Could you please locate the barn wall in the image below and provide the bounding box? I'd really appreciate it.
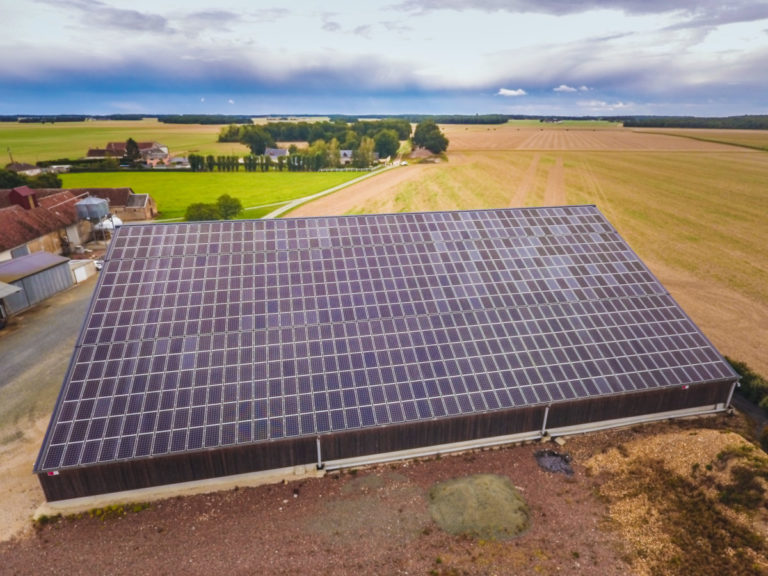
[37,381,733,501]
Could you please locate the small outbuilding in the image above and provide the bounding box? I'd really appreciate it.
[0,252,73,315]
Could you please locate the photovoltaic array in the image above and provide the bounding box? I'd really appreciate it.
[36,206,736,472]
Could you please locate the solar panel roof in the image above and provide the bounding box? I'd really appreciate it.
[35,206,737,472]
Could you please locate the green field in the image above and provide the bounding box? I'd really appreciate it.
[1,119,250,164]
[61,171,362,220]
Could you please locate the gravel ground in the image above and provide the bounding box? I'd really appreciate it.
[2,435,630,576]
[2,411,763,575]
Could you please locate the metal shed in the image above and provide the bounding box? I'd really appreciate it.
[0,252,73,315]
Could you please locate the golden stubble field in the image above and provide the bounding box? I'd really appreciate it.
[291,123,768,376]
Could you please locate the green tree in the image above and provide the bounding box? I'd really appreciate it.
[327,138,341,169]
[28,172,62,188]
[0,169,27,188]
[241,126,275,155]
[413,120,449,154]
[185,202,221,221]
[188,154,204,171]
[124,138,141,162]
[205,155,216,172]
[307,139,330,169]
[218,124,243,142]
[374,129,400,159]
[352,136,375,168]
[217,194,243,219]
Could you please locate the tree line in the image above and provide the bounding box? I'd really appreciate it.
[0,168,62,189]
[218,118,410,153]
[187,136,380,172]
[620,115,768,130]
[216,117,448,163]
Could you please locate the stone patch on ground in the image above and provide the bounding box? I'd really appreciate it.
[534,450,574,476]
[428,474,530,540]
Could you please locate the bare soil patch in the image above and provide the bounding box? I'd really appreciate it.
[288,163,438,217]
[3,414,765,575]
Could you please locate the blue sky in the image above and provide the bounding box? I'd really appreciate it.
[1,0,767,116]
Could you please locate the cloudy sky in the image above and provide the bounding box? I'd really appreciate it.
[1,0,767,116]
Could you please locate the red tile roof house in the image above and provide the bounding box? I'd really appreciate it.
[1,187,157,223]
[0,187,88,261]
[103,141,170,166]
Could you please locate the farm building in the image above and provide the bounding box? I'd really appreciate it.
[0,187,88,260]
[34,206,738,501]
[0,251,73,315]
[75,188,157,221]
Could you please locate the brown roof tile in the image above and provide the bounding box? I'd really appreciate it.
[0,192,80,252]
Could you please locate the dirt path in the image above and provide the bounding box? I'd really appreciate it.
[0,276,97,542]
[288,164,435,218]
[543,156,565,206]
[510,153,540,207]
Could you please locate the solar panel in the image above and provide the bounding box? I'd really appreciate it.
[35,206,737,472]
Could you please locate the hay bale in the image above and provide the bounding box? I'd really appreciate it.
[428,474,530,540]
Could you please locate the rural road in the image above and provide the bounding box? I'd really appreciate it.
[0,274,97,542]
[0,275,95,398]
[262,166,396,219]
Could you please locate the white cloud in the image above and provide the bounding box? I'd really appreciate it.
[200,97,205,102]
[497,88,527,97]
[579,99,633,111]
[554,84,591,92]
[228,98,235,104]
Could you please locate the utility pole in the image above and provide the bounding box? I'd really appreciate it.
[7,147,14,164]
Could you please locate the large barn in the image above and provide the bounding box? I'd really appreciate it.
[35,206,738,501]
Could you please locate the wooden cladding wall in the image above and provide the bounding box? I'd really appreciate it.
[37,381,732,501]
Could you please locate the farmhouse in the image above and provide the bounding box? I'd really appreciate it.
[77,188,157,221]
[34,206,738,502]
[87,142,170,165]
[265,147,289,163]
[0,187,87,260]
[5,162,42,176]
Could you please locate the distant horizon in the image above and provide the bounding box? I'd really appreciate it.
[3,112,767,119]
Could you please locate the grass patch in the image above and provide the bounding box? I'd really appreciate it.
[62,171,362,220]
[34,502,152,530]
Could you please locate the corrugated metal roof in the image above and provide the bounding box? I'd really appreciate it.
[0,280,22,299]
[0,252,70,283]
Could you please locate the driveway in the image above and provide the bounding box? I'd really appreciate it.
[0,271,98,431]
[0,273,97,542]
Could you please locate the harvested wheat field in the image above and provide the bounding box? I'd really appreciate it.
[291,124,768,377]
[441,122,743,152]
